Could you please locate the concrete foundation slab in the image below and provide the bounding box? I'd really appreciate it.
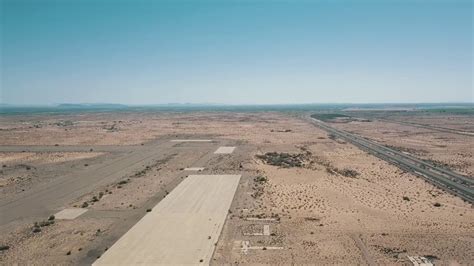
[245,217,277,222]
[243,225,271,236]
[263,224,270,235]
[241,241,283,254]
[94,174,241,265]
[214,146,236,154]
[54,208,88,220]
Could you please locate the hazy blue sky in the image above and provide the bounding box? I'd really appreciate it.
[1,0,472,105]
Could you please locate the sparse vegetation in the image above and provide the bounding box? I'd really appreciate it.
[271,129,292,133]
[433,202,442,207]
[31,217,55,233]
[251,175,268,198]
[374,245,407,259]
[55,120,74,127]
[402,196,410,201]
[256,152,309,168]
[337,168,359,178]
[254,176,267,184]
[325,165,360,178]
[36,220,55,227]
[118,180,128,185]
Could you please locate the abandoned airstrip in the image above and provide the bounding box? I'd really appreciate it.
[0,108,473,265]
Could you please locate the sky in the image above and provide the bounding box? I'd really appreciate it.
[1,0,473,105]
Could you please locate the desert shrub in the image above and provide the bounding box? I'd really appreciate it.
[256,152,307,168]
[254,176,267,184]
[337,168,359,178]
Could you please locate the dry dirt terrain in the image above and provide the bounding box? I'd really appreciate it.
[330,111,474,177]
[0,111,472,265]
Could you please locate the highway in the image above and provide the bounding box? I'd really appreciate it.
[308,115,474,204]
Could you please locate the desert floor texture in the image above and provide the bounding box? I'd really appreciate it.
[0,111,472,265]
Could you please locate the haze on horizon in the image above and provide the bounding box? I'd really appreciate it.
[1,0,473,105]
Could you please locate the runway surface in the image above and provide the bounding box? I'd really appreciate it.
[0,139,221,227]
[94,174,241,265]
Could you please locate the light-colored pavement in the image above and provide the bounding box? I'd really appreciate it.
[54,208,88,220]
[0,145,138,152]
[94,174,241,265]
[0,140,179,227]
[214,146,236,154]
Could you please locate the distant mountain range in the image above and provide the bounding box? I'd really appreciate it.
[57,103,129,109]
[1,102,472,111]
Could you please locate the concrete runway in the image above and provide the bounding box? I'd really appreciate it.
[94,174,241,265]
[0,145,138,153]
[0,139,221,227]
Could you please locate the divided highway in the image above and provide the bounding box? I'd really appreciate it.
[308,116,474,204]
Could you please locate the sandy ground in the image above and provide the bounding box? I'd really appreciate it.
[0,111,473,265]
[0,151,106,194]
[1,217,115,265]
[377,112,474,132]
[0,152,104,165]
[213,116,473,265]
[0,112,312,146]
[331,119,474,177]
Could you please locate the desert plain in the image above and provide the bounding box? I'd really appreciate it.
[0,110,472,265]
